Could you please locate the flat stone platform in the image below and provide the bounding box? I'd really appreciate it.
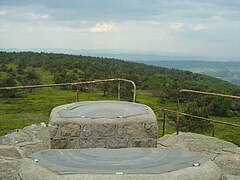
[29,148,207,174]
[21,148,223,180]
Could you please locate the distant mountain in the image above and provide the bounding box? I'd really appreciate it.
[140,61,240,69]
[1,48,239,62]
[141,61,240,86]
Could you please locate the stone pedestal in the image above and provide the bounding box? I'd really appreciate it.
[49,101,158,149]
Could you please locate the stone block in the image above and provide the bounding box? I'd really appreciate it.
[82,125,92,137]
[19,141,50,157]
[48,125,59,138]
[144,123,158,138]
[117,125,125,136]
[0,157,21,180]
[157,132,240,177]
[107,138,128,148]
[0,132,31,146]
[0,145,22,159]
[61,124,80,137]
[125,124,142,136]
[214,152,240,176]
[79,138,106,148]
[157,132,238,152]
[132,138,157,148]
[97,124,116,137]
[21,124,50,141]
[51,139,67,149]
[65,138,80,149]
[19,158,58,180]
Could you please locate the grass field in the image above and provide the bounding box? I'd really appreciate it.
[0,88,239,146]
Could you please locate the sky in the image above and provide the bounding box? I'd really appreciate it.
[0,0,240,58]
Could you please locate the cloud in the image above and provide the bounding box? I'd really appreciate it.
[138,20,160,25]
[0,0,239,58]
[90,23,117,33]
[27,12,49,19]
[168,22,183,30]
[1,1,239,26]
[62,27,86,33]
[60,22,118,33]
[19,27,35,33]
[0,1,224,23]
[0,10,7,15]
[40,14,48,19]
[192,25,207,31]
[0,28,6,32]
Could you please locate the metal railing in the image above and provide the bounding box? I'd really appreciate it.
[0,78,136,102]
[154,108,240,137]
[173,89,240,135]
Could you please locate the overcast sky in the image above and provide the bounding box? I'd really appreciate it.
[0,0,239,58]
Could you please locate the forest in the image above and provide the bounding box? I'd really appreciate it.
[1,51,240,94]
[0,51,240,145]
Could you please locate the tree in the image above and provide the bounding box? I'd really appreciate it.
[53,70,79,84]
[181,100,212,132]
[167,98,213,133]
[22,68,40,85]
[0,73,17,97]
[148,74,180,103]
[0,73,16,87]
[208,97,233,117]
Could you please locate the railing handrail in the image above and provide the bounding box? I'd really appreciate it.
[0,78,136,102]
[179,89,240,100]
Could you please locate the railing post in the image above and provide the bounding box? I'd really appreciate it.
[212,123,215,137]
[162,110,166,137]
[176,96,180,135]
[76,85,80,102]
[132,81,136,102]
[118,80,121,101]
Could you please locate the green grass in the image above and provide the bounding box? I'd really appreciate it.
[209,116,240,146]
[0,89,239,146]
